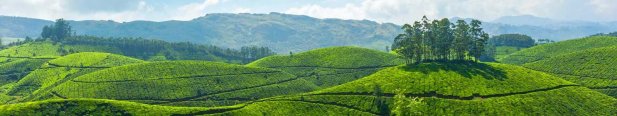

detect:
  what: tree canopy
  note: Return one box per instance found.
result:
[488,34,535,48]
[392,16,489,64]
[41,19,73,41]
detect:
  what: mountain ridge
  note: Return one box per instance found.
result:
[2,13,617,53]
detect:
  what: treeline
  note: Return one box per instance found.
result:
[591,32,617,37]
[392,16,489,64]
[488,34,534,48]
[56,36,276,64]
[32,18,275,64]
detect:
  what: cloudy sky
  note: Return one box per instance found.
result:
[0,0,616,24]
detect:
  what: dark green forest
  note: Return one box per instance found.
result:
[392,16,489,63]
[28,19,276,64]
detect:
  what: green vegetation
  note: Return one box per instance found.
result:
[315,63,574,96]
[213,62,616,115]
[0,42,61,58]
[31,61,316,107]
[495,46,524,61]
[249,46,401,68]
[0,45,615,115]
[488,34,535,48]
[0,98,236,115]
[248,46,402,88]
[392,16,489,63]
[0,59,49,86]
[524,46,617,97]
[46,52,143,67]
[485,34,535,61]
[3,52,144,103]
[501,36,617,65]
[40,19,73,42]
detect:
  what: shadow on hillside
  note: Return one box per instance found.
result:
[401,61,508,80]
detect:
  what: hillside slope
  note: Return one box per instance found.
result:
[0,98,233,115]
[31,61,317,107]
[2,52,144,103]
[524,46,617,97]
[218,62,616,115]
[248,46,403,88]
[501,36,617,64]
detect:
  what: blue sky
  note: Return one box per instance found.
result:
[0,0,616,24]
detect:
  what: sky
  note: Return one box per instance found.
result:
[0,0,616,24]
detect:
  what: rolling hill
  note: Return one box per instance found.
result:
[27,61,317,107]
[248,46,403,88]
[218,62,616,115]
[524,46,617,97]
[0,98,230,115]
[2,52,144,103]
[0,46,615,115]
[500,36,617,65]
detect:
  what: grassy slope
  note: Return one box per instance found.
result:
[501,36,617,65]
[4,52,144,103]
[248,46,403,88]
[524,46,617,97]
[315,62,574,96]
[220,62,616,115]
[495,46,523,61]
[35,61,316,107]
[0,98,237,115]
[0,42,61,58]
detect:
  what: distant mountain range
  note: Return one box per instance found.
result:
[1,13,616,52]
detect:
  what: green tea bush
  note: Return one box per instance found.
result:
[501,36,617,65]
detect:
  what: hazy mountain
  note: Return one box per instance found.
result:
[1,13,400,53]
[492,15,558,27]
[484,15,617,40]
[2,13,617,53]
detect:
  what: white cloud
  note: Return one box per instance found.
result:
[285,0,617,24]
[0,0,220,22]
[286,4,366,20]
[173,0,220,20]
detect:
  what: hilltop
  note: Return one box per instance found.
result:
[248,46,402,88]
[501,36,617,65]
[524,46,617,97]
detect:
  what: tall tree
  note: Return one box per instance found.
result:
[453,20,470,61]
[52,19,72,41]
[469,20,484,62]
[41,19,73,41]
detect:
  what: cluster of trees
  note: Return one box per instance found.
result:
[591,32,617,37]
[488,34,535,48]
[41,19,74,42]
[240,46,276,63]
[58,36,275,63]
[535,39,555,44]
[392,16,489,64]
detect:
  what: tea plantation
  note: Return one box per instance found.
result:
[248,46,403,88]
[501,36,617,65]
[524,46,617,97]
[0,46,614,115]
